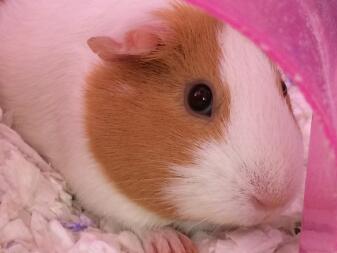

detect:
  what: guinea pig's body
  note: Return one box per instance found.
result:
[0,0,304,251]
[0,0,174,230]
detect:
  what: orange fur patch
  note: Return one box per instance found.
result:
[85,4,230,219]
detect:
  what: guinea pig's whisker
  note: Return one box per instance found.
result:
[186,206,226,233]
[188,217,212,232]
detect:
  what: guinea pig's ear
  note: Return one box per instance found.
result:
[87,25,167,62]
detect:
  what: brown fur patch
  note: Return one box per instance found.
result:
[85,4,230,219]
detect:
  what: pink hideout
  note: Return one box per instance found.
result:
[184,0,337,252]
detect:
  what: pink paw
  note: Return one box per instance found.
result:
[141,228,197,253]
[117,228,197,253]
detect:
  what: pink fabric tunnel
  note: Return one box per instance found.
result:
[184,0,337,252]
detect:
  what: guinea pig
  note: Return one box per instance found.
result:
[0,0,304,252]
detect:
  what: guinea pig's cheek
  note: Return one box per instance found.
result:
[161,141,236,224]
[84,70,218,221]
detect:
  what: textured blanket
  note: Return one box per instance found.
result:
[0,85,312,253]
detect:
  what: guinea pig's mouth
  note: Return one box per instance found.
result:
[231,212,281,228]
[249,194,292,212]
[248,203,296,228]
[231,198,295,228]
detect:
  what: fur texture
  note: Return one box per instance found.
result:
[0,0,304,235]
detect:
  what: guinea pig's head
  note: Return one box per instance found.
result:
[86,3,304,228]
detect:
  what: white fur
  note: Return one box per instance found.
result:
[165,26,304,228]
[0,0,171,231]
[0,0,304,232]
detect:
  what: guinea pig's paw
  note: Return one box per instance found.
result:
[140,228,197,253]
[117,230,145,253]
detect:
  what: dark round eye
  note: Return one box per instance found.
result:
[187,83,213,117]
[281,80,288,97]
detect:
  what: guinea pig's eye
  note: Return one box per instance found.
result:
[186,83,213,117]
[281,80,288,97]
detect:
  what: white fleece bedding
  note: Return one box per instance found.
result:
[0,85,312,253]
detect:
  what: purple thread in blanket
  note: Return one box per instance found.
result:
[61,215,92,232]
[62,221,89,232]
